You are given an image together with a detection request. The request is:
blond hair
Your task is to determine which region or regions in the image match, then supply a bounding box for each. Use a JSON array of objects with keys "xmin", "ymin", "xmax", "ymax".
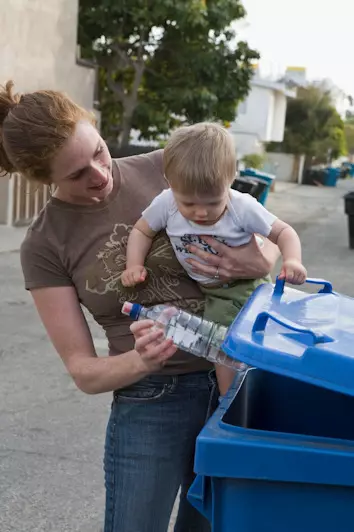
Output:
[
  {"xmin": 163, "ymin": 122, "xmax": 236, "ymax": 195},
  {"xmin": 0, "ymin": 80, "xmax": 95, "ymax": 183}
]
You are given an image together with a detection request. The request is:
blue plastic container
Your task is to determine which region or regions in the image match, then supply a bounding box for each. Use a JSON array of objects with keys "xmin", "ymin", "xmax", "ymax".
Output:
[
  {"xmin": 342, "ymin": 162, "xmax": 354, "ymax": 178},
  {"xmin": 240, "ymin": 168, "xmax": 276, "ymax": 205},
  {"xmin": 188, "ymin": 278, "xmax": 354, "ymax": 532},
  {"xmin": 324, "ymin": 167, "xmax": 340, "ymax": 187}
]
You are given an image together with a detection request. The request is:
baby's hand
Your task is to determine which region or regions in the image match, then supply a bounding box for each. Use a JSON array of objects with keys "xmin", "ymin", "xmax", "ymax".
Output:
[
  {"xmin": 279, "ymin": 259, "xmax": 307, "ymax": 285},
  {"xmin": 121, "ymin": 265, "xmax": 147, "ymax": 287}
]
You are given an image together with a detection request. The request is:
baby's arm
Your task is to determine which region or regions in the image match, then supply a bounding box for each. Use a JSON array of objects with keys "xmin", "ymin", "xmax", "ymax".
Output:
[
  {"xmin": 235, "ymin": 192, "xmax": 306, "ymax": 285},
  {"xmin": 121, "ymin": 218, "xmax": 157, "ymax": 287},
  {"xmin": 121, "ymin": 188, "xmax": 172, "ymax": 287},
  {"xmin": 268, "ymin": 219, "xmax": 307, "ymax": 284}
]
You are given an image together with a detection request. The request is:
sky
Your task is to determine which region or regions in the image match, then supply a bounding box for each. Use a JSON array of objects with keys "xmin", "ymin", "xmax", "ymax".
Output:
[{"xmin": 237, "ymin": 0, "xmax": 354, "ymax": 97}]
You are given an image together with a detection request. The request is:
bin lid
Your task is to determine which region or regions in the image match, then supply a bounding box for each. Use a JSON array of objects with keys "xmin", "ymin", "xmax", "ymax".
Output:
[
  {"xmin": 240, "ymin": 168, "xmax": 276, "ymax": 180},
  {"xmin": 222, "ymin": 277, "xmax": 354, "ymax": 396}
]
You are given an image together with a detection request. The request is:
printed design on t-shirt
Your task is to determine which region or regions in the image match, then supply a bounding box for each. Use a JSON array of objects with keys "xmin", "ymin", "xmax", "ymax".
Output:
[
  {"xmin": 174, "ymin": 234, "xmax": 228, "ymax": 255},
  {"xmin": 84, "ymin": 223, "xmax": 204, "ymax": 312}
]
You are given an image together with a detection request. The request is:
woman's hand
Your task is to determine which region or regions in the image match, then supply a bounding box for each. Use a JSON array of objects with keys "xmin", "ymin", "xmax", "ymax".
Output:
[
  {"xmin": 130, "ymin": 319, "xmax": 177, "ymax": 373},
  {"xmin": 185, "ymin": 234, "xmax": 280, "ymax": 282}
]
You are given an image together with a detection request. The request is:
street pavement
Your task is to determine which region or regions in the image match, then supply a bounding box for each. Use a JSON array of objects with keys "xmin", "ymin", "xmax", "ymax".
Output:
[
  {"xmin": 0, "ymin": 178, "xmax": 354, "ymax": 531},
  {"xmin": 267, "ymin": 179, "xmax": 354, "ymax": 296}
]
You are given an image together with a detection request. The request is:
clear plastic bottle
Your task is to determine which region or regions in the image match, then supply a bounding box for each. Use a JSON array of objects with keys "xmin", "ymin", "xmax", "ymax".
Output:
[{"xmin": 122, "ymin": 301, "xmax": 246, "ymax": 371}]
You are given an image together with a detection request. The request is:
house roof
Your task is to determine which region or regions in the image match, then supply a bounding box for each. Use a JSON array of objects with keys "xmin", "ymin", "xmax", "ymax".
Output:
[{"xmin": 251, "ymin": 78, "xmax": 296, "ymax": 98}]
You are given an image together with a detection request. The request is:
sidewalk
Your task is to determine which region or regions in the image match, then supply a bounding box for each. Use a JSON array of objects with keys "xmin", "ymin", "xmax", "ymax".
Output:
[
  {"xmin": 0, "ymin": 225, "xmax": 27, "ymax": 254},
  {"xmin": 267, "ymin": 179, "xmax": 352, "ymax": 232}
]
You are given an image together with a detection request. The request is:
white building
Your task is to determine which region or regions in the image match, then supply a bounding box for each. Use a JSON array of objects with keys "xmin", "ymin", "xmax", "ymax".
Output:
[
  {"xmin": 229, "ymin": 76, "xmax": 296, "ymax": 159},
  {"xmin": 283, "ymin": 66, "xmax": 307, "ymax": 88}
]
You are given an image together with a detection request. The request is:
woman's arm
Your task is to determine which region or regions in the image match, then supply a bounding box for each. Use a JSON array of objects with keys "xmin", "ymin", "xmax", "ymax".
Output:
[
  {"xmin": 30, "ymin": 286, "xmax": 176, "ymax": 394},
  {"xmin": 185, "ymin": 234, "xmax": 280, "ymax": 281}
]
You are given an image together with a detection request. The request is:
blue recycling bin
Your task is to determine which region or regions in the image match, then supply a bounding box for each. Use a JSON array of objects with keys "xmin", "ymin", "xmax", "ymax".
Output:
[
  {"xmin": 240, "ymin": 168, "xmax": 276, "ymax": 205},
  {"xmin": 188, "ymin": 278, "xmax": 354, "ymax": 532},
  {"xmin": 324, "ymin": 167, "xmax": 340, "ymax": 187},
  {"xmin": 342, "ymin": 162, "xmax": 354, "ymax": 178}
]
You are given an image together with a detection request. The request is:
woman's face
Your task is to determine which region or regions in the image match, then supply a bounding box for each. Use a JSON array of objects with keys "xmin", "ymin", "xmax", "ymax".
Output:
[{"xmin": 50, "ymin": 121, "xmax": 114, "ymax": 204}]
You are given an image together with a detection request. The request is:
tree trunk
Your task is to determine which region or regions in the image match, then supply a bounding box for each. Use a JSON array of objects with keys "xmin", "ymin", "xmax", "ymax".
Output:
[
  {"xmin": 292, "ymin": 154, "xmax": 300, "ymax": 183},
  {"xmin": 119, "ymin": 111, "xmax": 133, "ymax": 149},
  {"xmin": 106, "ymin": 50, "xmax": 145, "ymax": 150}
]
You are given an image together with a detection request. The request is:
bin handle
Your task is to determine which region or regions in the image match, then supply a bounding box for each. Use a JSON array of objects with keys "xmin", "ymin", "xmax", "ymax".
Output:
[
  {"xmin": 273, "ymin": 276, "xmax": 333, "ymax": 297},
  {"xmin": 187, "ymin": 475, "xmax": 212, "ymax": 521},
  {"xmin": 252, "ymin": 310, "xmax": 333, "ymax": 344}
]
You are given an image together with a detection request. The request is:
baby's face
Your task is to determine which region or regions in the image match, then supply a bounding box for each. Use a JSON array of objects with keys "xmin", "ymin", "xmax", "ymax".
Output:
[{"xmin": 172, "ymin": 187, "xmax": 229, "ymax": 225}]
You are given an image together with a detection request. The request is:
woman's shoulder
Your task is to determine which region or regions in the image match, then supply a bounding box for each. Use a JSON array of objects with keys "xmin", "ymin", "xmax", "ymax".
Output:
[
  {"xmin": 21, "ymin": 206, "xmax": 52, "ymax": 249},
  {"xmin": 20, "ymin": 206, "xmax": 59, "ymax": 270},
  {"xmin": 20, "ymin": 204, "xmax": 73, "ymax": 290},
  {"xmin": 113, "ymin": 149, "xmax": 164, "ymax": 177}
]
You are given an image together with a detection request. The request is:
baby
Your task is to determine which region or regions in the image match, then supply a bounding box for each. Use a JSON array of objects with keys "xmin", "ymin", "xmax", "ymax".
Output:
[{"xmin": 121, "ymin": 122, "xmax": 307, "ymax": 395}]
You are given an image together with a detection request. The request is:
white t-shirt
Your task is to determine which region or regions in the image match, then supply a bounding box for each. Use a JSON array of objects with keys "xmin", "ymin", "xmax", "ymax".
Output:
[{"xmin": 141, "ymin": 188, "xmax": 277, "ymax": 284}]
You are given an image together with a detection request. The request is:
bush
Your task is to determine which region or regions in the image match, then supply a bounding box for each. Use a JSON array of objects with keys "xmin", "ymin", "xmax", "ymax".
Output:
[{"xmin": 242, "ymin": 153, "xmax": 265, "ymax": 169}]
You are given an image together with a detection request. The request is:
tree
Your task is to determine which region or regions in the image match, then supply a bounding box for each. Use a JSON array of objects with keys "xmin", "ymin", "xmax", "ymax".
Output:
[
  {"xmin": 344, "ymin": 116, "xmax": 354, "ymax": 155},
  {"xmin": 267, "ymin": 85, "xmax": 347, "ymax": 163},
  {"xmin": 78, "ymin": 0, "xmax": 259, "ymax": 147}
]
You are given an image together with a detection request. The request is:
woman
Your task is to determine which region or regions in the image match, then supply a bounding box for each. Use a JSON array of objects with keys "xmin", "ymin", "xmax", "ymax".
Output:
[{"xmin": 0, "ymin": 80, "xmax": 280, "ymax": 532}]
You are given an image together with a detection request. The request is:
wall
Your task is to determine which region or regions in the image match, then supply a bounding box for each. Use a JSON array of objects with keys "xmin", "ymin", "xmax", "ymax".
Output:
[
  {"xmin": 232, "ymin": 132, "xmax": 264, "ymax": 160},
  {"xmin": 265, "ymin": 90, "xmax": 275, "ymax": 141},
  {"xmin": 0, "ymin": 0, "xmax": 96, "ymax": 109},
  {"xmin": 0, "ymin": 0, "xmax": 98, "ymax": 225},
  {"xmin": 265, "ymin": 152, "xmax": 305, "ymax": 183},
  {"xmin": 230, "ymin": 78, "xmax": 293, "ymax": 160},
  {"xmin": 0, "ymin": 178, "xmax": 9, "ymax": 225},
  {"xmin": 230, "ymin": 85, "xmax": 272, "ymax": 143},
  {"xmin": 271, "ymin": 92, "xmax": 287, "ymax": 142}
]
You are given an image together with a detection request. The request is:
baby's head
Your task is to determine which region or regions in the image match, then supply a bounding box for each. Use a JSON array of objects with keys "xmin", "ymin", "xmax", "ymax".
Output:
[{"xmin": 163, "ymin": 122, "xmax": 236, "ymax": 225}]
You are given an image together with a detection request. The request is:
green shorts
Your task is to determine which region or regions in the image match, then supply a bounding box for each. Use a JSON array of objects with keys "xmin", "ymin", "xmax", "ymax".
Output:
[{"xmin": 200, "ymin": 275, "xmax": 272, "ymax": 328}]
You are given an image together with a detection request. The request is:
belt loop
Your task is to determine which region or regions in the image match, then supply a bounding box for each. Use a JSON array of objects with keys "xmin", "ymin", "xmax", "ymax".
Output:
[{"xmin": 170, "ymin": 375, "xmax": 178, "ymax": 393}]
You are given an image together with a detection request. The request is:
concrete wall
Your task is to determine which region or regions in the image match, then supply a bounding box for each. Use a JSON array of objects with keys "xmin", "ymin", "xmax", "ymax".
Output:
[
  {"xmin": 0, "ymin": 0, "xmax": 98, "ymax": 225},
  {"xmin": 0, "ymin": 0, "xmax": 96, "ymax": 110},
  {"xmin": 266, "ymin": 152, "xmax": 305, "ymax": 183},
  {"xmin": 271, "ymin": 92, "xmax": 287, "ymax": 142},
  {"xmin": 232, "ymin": 132, "xmax": 264, "ymax": 160},
  {"xmin": 0, "ymin": 178, "xmax": 9, "ymax": 225}
]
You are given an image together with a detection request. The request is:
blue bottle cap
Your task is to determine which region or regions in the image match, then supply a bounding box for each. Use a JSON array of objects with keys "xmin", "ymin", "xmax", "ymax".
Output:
[{"xmin": 121, "ymin": 301, "xmax": 142, "ymax": 320}]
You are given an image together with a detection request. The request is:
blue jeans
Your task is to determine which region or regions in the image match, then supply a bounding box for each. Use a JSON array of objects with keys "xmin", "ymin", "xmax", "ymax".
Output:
[{"xmin": 104, "ymin": 370, "xmax": 218, "ymax": 532}]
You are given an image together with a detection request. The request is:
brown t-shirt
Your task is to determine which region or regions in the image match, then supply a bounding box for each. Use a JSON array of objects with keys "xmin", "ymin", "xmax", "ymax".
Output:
[{"xmin": 20, "ymin": 150, "xmax": 212, "ymax": 374}]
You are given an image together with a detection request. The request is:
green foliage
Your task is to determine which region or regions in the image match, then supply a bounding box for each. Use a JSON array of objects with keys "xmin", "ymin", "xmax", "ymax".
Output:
[
  {"xmin": 344, "ymin": 123, "xmax": 354, "ymax": 155},
  {"xmin": 242, "ymin": 153, "xmax": 265, "ymax": 169},
  {"xmin": 267, "ymin": 86, "xmax": 347, "ymax": 161},
  {"xmin": 78, "ymin": 0, "xmax": 259, "ymax": 147}
]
